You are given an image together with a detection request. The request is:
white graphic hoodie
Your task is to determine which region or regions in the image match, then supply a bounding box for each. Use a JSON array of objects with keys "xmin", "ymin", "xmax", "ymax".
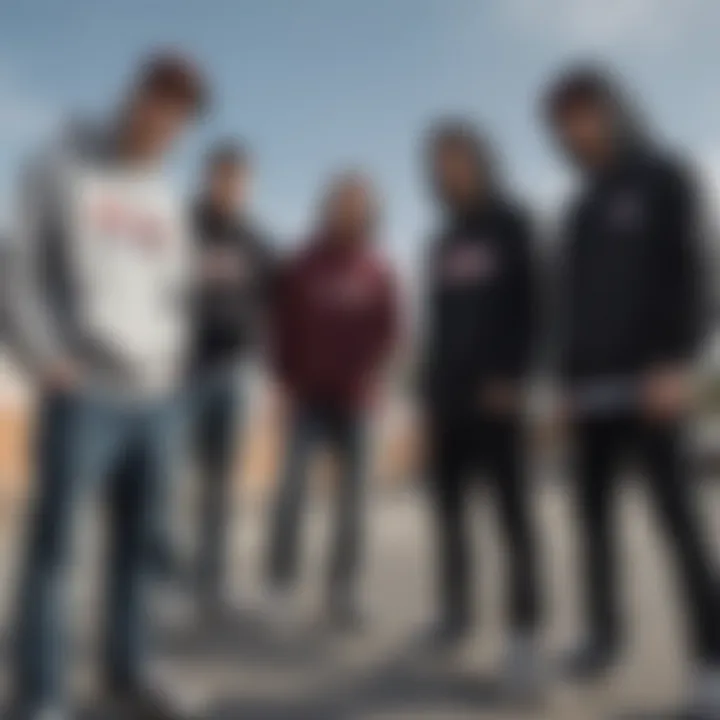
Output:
[{"xmin": 7, "ymin": 121, "xmax": 193, "ymax": 399}]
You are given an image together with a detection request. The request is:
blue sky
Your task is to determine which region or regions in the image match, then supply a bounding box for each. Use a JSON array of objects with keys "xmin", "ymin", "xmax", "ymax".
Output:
[{"xmin": 2, "ymin": 0, "xmax": 720, "ymax": 272}]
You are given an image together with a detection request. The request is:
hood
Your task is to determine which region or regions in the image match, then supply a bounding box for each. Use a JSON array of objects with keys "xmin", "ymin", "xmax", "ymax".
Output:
[
  {"xmin": 63, "ymin": 115, "xmax": 165, "ymax": 173},
  {"xmin": 62, "ymin": 117, "xmax": 118, "ymax": 163},
  {"xmin": 426, "ymin": 118, "xmax": 503, "ymax": 217},
  {"xmin": 305, "ymin": 231, "xmax": 372, "ymax": 261},
  {"xmin": 543, "ymin": 65, "xmax": 652, "ymax": 172}
]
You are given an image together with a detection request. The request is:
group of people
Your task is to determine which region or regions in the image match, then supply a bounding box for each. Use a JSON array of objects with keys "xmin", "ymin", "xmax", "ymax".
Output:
[{"xmin": 4, "ymin": 50, "xmax": 720, "ymax": 720}]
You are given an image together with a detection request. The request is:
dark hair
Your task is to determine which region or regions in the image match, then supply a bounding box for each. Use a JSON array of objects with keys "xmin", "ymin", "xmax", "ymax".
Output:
[
  {"xmin": 135, "ymin": 50, "xmax": 210, "ymax": 116},
  {"xmin": 205, "ymin": 140, "xmax": 251, "ymax": 172},
  {"xmin": 426, "ymin": 117, "xmax": 500, "ymax": 202},
  {"xmin": 541, "ymin": 63, "xmax": 649, "ymax": 155},
  {"xmin": 319, "ymin": 170, "xmax": 381, "ymax": 234},
  {"xmin": 542, "ymin": 64, "xmax": 619, "ymax": 122}
]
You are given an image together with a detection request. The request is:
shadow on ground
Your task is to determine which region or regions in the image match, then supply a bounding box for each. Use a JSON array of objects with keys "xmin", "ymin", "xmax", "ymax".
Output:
[
  {"xmin": 154, "ymin": 607, "xmax": 331, "ymax": 668},
  {"xmin": 205, "ymin": 636, "xmax": 504, "ymax": 720}
]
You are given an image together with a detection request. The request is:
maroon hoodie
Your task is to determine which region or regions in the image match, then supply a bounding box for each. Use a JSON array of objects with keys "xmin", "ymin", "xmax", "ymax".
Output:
[{"xmin": 273, "ymin": 235, "xmax": 398, "ymax": 412}]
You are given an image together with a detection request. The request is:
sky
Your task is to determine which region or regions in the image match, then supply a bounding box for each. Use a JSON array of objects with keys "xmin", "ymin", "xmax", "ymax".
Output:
[{"xmin": 3, "ymin": 0, "xmax": 720, "ymax": 275}]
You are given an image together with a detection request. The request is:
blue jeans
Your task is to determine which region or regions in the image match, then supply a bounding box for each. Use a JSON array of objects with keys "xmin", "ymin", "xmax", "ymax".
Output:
[
  {"xmin": 190, "ymin": 367, "xmax": 241, "ymax": 598},
  {"xmin": 267, "ymin": 404, "xmax": 367, "ymax": 597},
  {"xmin": 13, "ymin": 389, "xmax": 179, "ymax": 713}
]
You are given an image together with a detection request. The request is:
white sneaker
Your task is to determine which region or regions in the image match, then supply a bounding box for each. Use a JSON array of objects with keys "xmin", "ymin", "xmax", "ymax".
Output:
[
  {"xmin": 500, "ymin": 634, "xmax": 546, "ymax": 706},
  {"xmin": 262, "ymin": 587, "xmax": 300, "ymax": 634},
  {"xmin": 27, "ymin": 708, "xmax": 67, "ymax": 720},
  {"xmin": 5, "ymin": 704, "xmax": 66, "ymax": 720},
  {"xmin": 687, "ymin": 665, "xmax": 720, "ymax": 719}
]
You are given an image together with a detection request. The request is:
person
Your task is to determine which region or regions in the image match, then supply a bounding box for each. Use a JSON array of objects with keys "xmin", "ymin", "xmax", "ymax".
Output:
[
  {"xmin": 544, "ymin": 66, "xmax": 720, "ymax": 714},
  {"xmin": 189, "ymin": 141, "xmax": 273, "ymax": 613},
  {"xmin": 266, "ymin": 172, "xmax": 398, "ymax": 631},
  {"xmin": 6, "ymin": 52, "xmax": 207, "ymax": 720},
  {"xmin": 418, "ymin": 120, "xmax": 544, "ymax": 700}
]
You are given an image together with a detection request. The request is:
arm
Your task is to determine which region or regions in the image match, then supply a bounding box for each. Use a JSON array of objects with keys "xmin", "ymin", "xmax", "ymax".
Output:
[
  {"xmin": 495, "ymin": 213, "xmax": 536, "ymax": 380},
  {"xmin": 653, "ymin": 162, "xmax": 705, "ymax": 363},
  {"xmin": 553, "ymin": 204, "xmax": 581, "ymax": 381},
  {"xmin": 479, "ymin": 214, "xmax": 538, "ymax": 414},
  {"xmin": 374, "ymin": 265, "xmax": 401, "ymax": 368},
  {"xmin": 6, "ymin": 155, "xmax": 74, "ymax": 382},
  {"xmin": 414, "ymin": 238, "xmax": 440, "ymax": 402},
  {"xmin": 641, "ymin": 161, "xmax": 706, "ymax": 421},
  {"xmin": 269, "ymin": 260, "xmax": 298, "ymax": 389}
]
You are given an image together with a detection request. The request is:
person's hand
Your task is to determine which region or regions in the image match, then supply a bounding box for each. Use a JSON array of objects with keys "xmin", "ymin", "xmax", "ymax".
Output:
[
  {"xmin": 640, "ymin": 366, "xmax": 692, "ymax": 422},
  {"xmin": 42, "ymin": 358, "xmax": 81, "ymax": 393},
  {"xmin": 479, "ymin": 379, "xmax": 520, "ymax": 415}
]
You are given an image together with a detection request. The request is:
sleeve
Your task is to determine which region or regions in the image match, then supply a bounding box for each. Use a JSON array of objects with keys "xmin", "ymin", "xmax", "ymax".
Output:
[
  {"xmin": 414, "ymin": 237, "xmax": 440, "ymax": 400},
  {"xmin": 492, "ymin": 212, "xmax": 537, "ymax": 380},
  {"xmin": 373, "ymin": 264, "xmax": 400, "ymax": 367},
  {"xmin": 553, "ymin": 203, "xmax": 581, "ymax": 379},
  {"xmin": 652, "ymin": 161, "xmax": 706, "ymax": 363},
  {"xmin": 5, "ymin": 154, "xmax": 67, "ymax": 374},
  {"xmin": 269, "ymin": 259, "xmax": 298, "ymax": 386},
  {"xmin": 255, "ymin": 231, "xmax": 281, "ymax": 308}
]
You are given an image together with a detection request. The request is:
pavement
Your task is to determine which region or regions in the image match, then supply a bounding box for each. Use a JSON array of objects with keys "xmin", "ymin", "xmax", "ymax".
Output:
[{"xmin": 0, "ymin": 479, "xmax": 718, "ymax": 719}]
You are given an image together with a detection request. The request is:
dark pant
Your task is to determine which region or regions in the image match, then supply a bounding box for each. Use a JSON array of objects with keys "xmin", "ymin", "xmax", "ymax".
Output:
[
  {"xmin": 13, "ymin": 389, "xmax": 178, "ymax": 713},
  {"xmin": 192, "ymin": 368, "xmax": 240, "ymax": 598},
  {"xmin": 428, "ymin": 410, "xmax": 541, "ymax": 634},
  {"xmin": 267, "ymin": 404, "xmax": 366, "ymax": 597},
  {"xmin": 572, "ymin": 415, "xmax": 720, "ymax": 662}
]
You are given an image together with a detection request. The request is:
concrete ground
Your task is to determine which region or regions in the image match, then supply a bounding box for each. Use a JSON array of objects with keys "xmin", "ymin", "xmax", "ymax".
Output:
[{"xmin": 0, "ymin": 479, "xmax": 718, "ymax": 719}]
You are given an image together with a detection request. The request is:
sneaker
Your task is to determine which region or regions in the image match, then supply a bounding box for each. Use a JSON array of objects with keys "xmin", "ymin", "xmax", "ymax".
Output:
[
  {"xmin": 36, "ymin": 712, "xmax": 66, "ymax": 720},
  {"xmin": 326, "ymin": 594, "xmax": 366, "ymax": 635},
  {"xmin": 559, "ymin": 639, "xmax": 618, "ymax": 682},
  {"xmin": 500, "ymin": 634, "xmax": 546, "ymax": 706},
  {"xmin": 197, "ymin": 587, "xmax": 235, "ymax": 622},
  {"xmin": 8, "ymin": 707, "xmax": 67, "ymax": 720},
  {"xmin": 102, "ymin": 687, "xmax": 186, "ymax": 720},
  {"xmin": 417, "ymin": 614, "xmax": 471, "ymax": 654},
  {"xmin": 261, "ymin": 586, "xmax": 300, "ymax": 634},
  {"xmin": 685, "ymin": 664, "xmax": 720, "ymax": 720}
]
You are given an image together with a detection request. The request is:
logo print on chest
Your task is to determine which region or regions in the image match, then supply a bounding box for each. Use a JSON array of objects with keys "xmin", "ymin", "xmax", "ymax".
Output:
[
  {"xmin": 443, "ymin": 242, "xmax": 498, "ymax": 284},
  {"xmin": 88, "ymin": 196, "xmax": 170, "ymax": 252}
]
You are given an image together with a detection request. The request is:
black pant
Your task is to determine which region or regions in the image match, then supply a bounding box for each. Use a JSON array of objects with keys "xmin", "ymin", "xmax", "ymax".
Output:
[
  {"xmin": 428, "ymin": 411, "xmax": 541, "ymax": 633},
  {"xmin": 573, "ymin": 415, "xmax": 720, "ymax": 662}
]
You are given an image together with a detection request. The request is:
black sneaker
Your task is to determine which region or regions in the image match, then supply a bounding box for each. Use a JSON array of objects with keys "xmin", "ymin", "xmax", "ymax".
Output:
[
  {"xmin": 102, "ymin": 687, "xmax": 186, "ymax": 720},
  {"xmin": 559, "ymin": 641, "xmax": 618, "ymax": 682}
]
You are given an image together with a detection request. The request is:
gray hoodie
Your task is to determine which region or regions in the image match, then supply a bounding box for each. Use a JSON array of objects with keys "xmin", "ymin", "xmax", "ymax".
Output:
[{"xmin": 6, "ymin": 121, "xmax": 193, "ymax": 399}]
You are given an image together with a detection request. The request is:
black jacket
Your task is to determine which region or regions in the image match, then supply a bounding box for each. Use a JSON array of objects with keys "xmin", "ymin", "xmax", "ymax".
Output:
[
  {"xmin": 559, "ymin": 150, "xmax": 705, "ymax": 381},
  {"xmin": 191, "ymin": 201, "xmax": 274, "ymax": 372},
  {"xmin": 422, "ymin": 199, "xmax": 536, "ymax": 411}
]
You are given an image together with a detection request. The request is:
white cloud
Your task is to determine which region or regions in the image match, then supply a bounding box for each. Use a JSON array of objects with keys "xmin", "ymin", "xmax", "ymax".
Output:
[{"xmin": 498, "ymin": 0, "xmax": 718, "ymax": 52}]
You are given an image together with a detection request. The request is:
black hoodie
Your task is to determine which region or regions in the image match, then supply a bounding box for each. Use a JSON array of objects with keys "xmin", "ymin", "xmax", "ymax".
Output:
[
  {"xmin": 191, "ymin": 200, "xmax": 274, "ymax": 372},
  {"xmin": 551, "ymin": 72, "xmax": 706, "ymax": 381},
  {"xmin": 422, "ymin": 196, "xmax": 536, "ymax": 413}
]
